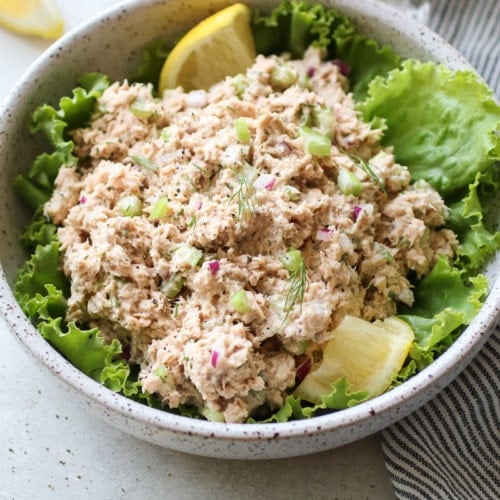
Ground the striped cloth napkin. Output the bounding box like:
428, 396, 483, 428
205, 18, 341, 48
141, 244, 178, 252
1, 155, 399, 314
381, 1, 500, 498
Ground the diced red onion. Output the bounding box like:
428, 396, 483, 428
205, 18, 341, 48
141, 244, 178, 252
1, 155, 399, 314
254, 173, 276, 191
316, 228, 334, 241
210, 349, 220, 368
79, 195, 87, 204
306, 66, 316, 78
353, 205, 362, 221
264, 178, 276, 190
331, 59, 351, 76
122, 343, 131, 361
296, 357, 312, 381
208, 260, 220, 276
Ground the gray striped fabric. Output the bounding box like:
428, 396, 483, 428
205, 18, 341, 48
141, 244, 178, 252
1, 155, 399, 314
383, 327, 500, 499
428, 0, 499, 96
381, 1, 500, 498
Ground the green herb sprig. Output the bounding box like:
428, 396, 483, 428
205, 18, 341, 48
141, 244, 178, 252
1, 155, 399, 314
350, 154, 386, 192
130, 155, 159, 172
279, 248, 308, 322
229, 171, 257, 224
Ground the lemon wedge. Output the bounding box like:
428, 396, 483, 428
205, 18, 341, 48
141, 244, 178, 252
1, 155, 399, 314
0, 0, 64, 39
294, 315, 415, 403
158, 3, 256, 93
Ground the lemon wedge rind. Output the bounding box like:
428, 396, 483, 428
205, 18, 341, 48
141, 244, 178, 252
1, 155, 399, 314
158, 3, 256, 93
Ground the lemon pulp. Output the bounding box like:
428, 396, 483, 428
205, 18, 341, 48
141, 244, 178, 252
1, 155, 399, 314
0, 0, 64, 39
158, 3, 256, 93
294, 315, 415, 403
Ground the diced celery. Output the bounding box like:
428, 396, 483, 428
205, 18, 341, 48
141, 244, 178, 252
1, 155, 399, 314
282, 185, 301, 201
175, 243, 203, 267
230, 289, 251, 313
161, 273, 185, 299
278, 248, 302, 273
234, 118, 251, 143
271, 64, 297, 89
299, 106, 335, 139
130, 99, 156, 120
160, 127, 171, 142
298, 127, 331, 156
233, 74, 248, 99
149, 196, 170, 220
118, 195, 142, 216
299, 104, 314, 128
201, 406, 225, 422
313, 106, 336, 139
297, 72, 311, 89
153, 365, 174, 386
337, 168, 363, 196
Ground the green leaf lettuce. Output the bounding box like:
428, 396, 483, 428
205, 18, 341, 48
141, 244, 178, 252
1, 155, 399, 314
399, 256, 489, 361
13, 73, 110, 210
358, 60, 500, 197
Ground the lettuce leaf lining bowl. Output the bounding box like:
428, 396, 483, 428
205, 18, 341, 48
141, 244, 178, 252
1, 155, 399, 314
0, 0, 498, 459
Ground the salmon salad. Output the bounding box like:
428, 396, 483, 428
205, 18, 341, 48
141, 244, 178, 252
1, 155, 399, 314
43, 48, 457, 422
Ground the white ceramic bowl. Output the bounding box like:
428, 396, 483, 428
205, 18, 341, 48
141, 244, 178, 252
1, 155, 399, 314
0, 0, 498, 459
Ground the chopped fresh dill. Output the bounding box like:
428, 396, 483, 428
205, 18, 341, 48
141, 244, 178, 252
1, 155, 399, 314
374, 242, 394, 262
350, 154, 386, 192
191, 162, 213, 200
191, 162, 210, 177
130, 155, 159, 172
279, 248, 308, 322
229, 171, 257, 224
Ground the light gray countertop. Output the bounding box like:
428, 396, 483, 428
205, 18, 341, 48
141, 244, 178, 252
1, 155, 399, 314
0, 2, 395, 498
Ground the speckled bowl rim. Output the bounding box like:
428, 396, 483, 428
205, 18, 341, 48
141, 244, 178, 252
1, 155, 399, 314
0, 0, 498, 451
